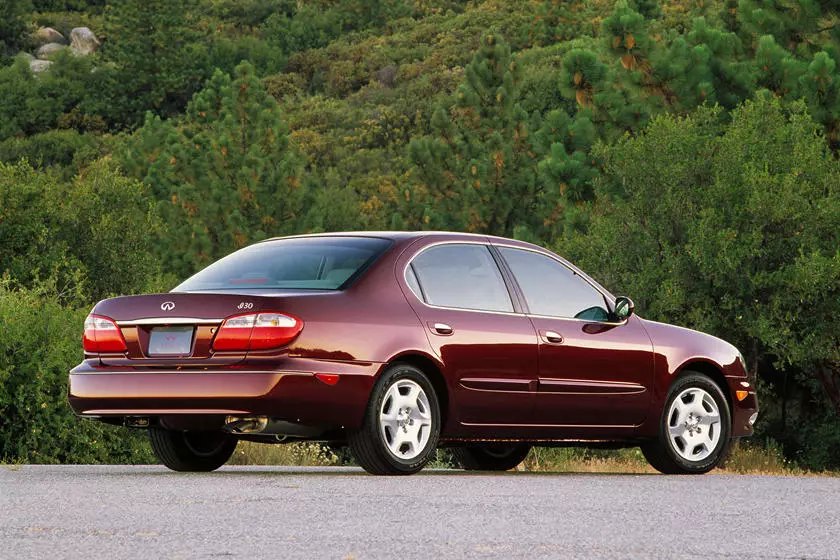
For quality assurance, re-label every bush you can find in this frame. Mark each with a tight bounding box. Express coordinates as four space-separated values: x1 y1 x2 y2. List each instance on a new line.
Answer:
0 159 161 303
0 280 154 464
0 129 100 173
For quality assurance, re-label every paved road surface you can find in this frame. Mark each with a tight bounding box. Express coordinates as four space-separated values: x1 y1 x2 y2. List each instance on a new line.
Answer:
1 465 839 559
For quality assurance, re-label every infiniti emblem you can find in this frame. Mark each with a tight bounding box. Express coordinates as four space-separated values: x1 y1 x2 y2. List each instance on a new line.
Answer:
161 301 175 311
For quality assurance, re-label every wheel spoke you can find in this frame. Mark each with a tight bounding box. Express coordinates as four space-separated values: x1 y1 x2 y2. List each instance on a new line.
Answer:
379 378 434 461
666 386 723 463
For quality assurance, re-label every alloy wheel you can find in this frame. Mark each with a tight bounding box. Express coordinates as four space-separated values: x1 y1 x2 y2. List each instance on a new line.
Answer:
379 379 432 460
666 387 722 462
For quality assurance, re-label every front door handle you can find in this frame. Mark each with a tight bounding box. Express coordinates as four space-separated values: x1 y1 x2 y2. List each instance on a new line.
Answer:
542 330 564 344
430 322 453 335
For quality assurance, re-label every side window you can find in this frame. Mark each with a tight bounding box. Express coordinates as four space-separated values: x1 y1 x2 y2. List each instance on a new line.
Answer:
410 244 513 313
499 247 609 320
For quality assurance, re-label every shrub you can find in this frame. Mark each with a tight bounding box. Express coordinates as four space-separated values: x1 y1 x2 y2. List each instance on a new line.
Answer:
0 280 154 464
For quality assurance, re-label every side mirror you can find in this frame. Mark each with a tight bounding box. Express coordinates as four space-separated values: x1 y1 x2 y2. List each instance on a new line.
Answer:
613 296 635 321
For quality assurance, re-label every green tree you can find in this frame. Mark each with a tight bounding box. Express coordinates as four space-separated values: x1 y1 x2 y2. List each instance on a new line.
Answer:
0 159 161 303
91 0 211 127
403 33 546 238
0 0 31 60
565 96 840 468
121 62 303 277
653 18 754 110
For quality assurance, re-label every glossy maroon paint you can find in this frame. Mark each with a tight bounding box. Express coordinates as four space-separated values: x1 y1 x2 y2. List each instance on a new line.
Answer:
68 232 757 443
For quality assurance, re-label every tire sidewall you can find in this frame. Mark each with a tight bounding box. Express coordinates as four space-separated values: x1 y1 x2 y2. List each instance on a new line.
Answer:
369 364 441 472
659 374 732 473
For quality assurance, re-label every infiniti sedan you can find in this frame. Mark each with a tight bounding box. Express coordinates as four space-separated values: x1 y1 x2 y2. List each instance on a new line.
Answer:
69 232 758 475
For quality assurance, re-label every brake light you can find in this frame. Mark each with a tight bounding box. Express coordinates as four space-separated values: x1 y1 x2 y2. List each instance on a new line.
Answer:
83 314 127 353
212 313 303 352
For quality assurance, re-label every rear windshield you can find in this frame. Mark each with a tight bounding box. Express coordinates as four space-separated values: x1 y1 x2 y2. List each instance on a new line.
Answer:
174 237 393 291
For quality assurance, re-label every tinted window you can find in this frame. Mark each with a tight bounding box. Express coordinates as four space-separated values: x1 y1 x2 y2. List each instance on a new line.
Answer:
175 237 392 291
410 244 513 312
499 247 609 320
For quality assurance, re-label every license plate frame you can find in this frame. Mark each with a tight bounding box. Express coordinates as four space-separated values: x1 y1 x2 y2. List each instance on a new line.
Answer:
148 326 194 356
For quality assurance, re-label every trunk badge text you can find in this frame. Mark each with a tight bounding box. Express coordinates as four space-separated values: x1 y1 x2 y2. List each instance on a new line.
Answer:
160 301 175 311
237 302 254 310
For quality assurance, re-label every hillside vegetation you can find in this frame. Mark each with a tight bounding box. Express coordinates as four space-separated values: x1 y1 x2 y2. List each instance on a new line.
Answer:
1 0 839 470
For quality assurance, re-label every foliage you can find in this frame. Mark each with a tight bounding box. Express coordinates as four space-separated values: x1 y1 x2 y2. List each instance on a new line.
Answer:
0 54 95 141
91 0 212 127
0 159 161 303
403 33 551 237
121 61 303 276
0 280 154 464
563 96 840 469
0 0 32 60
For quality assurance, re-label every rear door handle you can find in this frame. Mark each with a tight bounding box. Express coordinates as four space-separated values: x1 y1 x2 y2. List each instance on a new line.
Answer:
429 322 453 335
542 330 563 344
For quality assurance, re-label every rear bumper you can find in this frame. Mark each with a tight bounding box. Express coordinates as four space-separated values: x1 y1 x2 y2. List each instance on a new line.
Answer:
68 359 380 430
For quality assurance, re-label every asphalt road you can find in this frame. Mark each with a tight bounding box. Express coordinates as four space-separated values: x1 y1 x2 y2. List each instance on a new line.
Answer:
1 466 839 559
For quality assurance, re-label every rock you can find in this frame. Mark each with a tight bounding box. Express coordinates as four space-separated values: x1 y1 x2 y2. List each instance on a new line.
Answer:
32 27 68 47
70 27 100 56
18 52 35 62
36 43 68 60
29 59 53 73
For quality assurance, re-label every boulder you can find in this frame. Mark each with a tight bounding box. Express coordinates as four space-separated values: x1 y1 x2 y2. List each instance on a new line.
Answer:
70 27 100 56
32 27 68 47
29 59 53 73
36 43 68 60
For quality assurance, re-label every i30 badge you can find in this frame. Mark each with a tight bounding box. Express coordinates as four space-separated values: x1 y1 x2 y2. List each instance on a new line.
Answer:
160 301 175 311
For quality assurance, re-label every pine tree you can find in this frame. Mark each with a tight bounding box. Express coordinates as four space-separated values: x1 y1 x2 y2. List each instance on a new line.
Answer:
95 0 211 126
652 17 753 110
402 33 544 238
121 62 303 276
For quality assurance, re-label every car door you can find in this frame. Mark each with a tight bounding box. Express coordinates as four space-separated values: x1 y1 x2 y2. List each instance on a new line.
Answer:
401 242 539 427
496 246 654 427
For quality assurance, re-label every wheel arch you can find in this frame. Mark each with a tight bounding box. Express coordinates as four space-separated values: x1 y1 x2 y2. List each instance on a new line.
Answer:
385 351 450 432
673 359 733 415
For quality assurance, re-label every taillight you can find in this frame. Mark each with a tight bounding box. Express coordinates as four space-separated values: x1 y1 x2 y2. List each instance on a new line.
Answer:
212 313 303 352
83 314 127 353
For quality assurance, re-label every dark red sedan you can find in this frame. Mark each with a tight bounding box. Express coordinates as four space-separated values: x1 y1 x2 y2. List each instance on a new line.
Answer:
69 232 757 475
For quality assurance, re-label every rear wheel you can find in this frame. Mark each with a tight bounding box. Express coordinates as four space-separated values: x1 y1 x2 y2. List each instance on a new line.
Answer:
349 364 441 475
453 444 531 471
149 428 237 472
641 372 731 474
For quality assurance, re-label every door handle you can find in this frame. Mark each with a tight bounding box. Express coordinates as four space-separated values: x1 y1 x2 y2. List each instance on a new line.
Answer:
430 322 453 335
542 330 564 344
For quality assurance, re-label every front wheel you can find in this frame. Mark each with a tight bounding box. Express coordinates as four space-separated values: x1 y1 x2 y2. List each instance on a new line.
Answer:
453 444 531 471
641 372 731 474
348 364 441 475
149 428 237 472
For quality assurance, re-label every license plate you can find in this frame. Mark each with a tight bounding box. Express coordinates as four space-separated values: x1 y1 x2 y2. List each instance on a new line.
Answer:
148 327 194 356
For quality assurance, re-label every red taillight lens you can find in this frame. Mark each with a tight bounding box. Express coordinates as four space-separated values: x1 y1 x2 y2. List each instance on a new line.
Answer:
83 314 127 353
212 313 303 352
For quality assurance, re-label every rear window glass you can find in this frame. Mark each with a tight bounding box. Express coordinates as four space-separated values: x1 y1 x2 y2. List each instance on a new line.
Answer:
174 237 392 291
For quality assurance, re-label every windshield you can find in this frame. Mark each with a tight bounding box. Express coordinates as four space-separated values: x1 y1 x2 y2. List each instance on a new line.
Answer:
174 236 393 291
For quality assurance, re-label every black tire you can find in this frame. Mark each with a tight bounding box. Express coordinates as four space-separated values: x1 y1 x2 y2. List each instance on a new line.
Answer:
149 428 237 472
348 363 441 475
453 444 531 471
641 372 732 474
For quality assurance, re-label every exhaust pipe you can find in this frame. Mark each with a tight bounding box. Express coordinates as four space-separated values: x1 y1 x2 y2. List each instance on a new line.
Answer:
223 416 323 438
224 416 268 434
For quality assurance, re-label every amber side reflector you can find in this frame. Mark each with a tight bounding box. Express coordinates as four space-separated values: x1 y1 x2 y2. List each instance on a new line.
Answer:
316 373 340 386
736 390 749 401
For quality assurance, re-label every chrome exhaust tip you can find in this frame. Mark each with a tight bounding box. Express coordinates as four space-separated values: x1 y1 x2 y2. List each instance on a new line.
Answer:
224 416 269 434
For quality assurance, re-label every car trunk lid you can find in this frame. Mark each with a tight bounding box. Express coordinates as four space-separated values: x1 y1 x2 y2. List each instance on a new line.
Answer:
93 293 272 367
